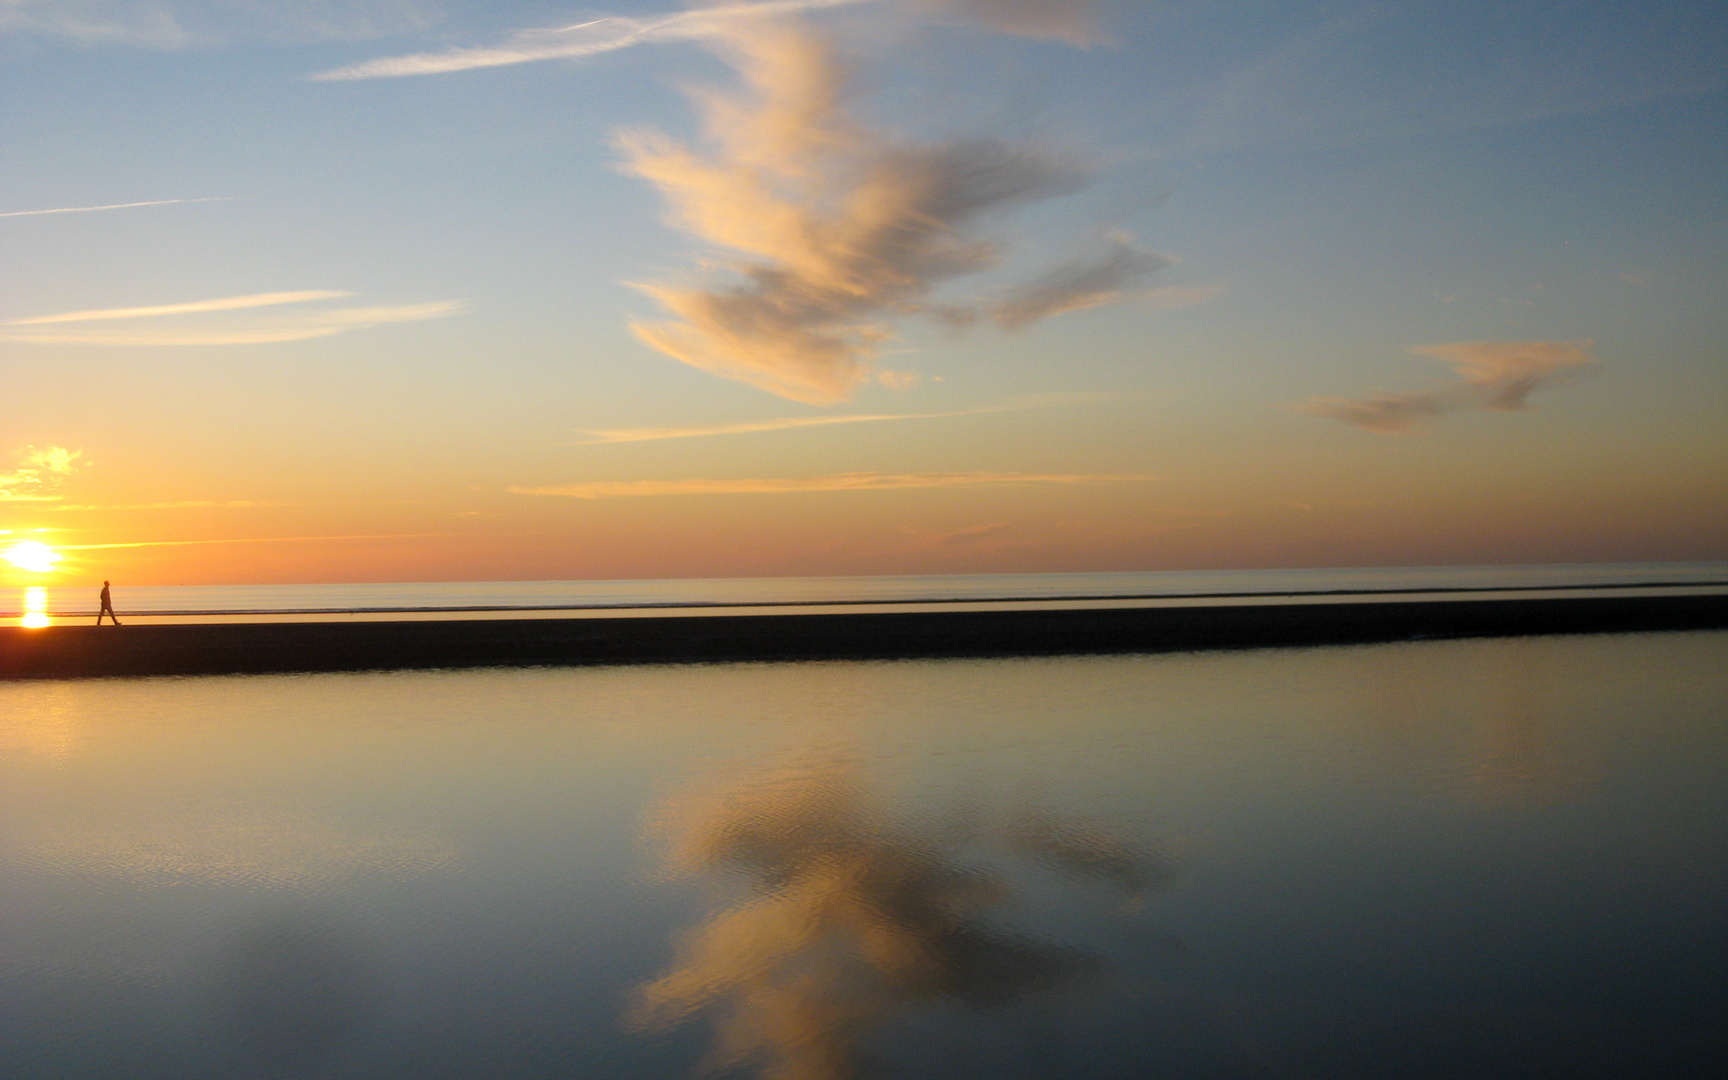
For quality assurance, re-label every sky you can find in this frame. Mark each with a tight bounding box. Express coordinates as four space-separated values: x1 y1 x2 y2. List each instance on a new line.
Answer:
2 0 1725 587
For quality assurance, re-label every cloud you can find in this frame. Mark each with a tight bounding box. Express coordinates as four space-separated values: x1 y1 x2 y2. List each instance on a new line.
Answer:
2 292 465 345
1185 2 1728 158
993 233 1172 329
1142 281 1225 310
621 16 1165 403
1410 341 1596 411
1297 391 1446 435
0 445 82 501
905 520 1013 546
301 3 1163 403
511 471 1153 498
57 532 443 551
575 410 977 444
568 391 1115 444
51 500 284 511
1 0 444 51
11 290 354 325
916 0 1104 45
1298 340 1597 433
0 196 231 219
308 0 873 80
306 0 1097 81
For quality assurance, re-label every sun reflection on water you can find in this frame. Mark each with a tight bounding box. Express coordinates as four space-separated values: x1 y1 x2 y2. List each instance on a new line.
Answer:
21 587 50 628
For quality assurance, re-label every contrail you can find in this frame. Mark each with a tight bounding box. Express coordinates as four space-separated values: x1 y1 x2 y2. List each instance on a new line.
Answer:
12 291 353 326
511 472 1155 498
567 393 1118 444
309 0 872 81
0 197 231 219
58 533 445 550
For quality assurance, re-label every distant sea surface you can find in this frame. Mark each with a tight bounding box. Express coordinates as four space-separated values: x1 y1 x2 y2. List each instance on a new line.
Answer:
12 560 1728 625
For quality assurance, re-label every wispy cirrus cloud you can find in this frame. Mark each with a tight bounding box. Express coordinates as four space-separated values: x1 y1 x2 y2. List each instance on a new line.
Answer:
57 532 443 551
511 471 1154 498
11 290 352 325
308 0 1101 81
0 196 231 219
902 520 1014 547
1188 2 1726 158
3 291 465 345
992 234 1172 329
1298 340 1597 433
51 500 286 511
310 0 869 80
1 1 444 51
920 0 1104 45
569 392 1117 444
0 446 82 502
573 411 972 445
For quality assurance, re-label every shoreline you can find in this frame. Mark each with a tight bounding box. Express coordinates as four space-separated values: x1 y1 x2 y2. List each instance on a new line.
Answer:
4 593 1725 679
10 577 1727 619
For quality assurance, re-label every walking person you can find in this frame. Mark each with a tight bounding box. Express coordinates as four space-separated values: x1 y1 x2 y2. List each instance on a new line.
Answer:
97 580 121 626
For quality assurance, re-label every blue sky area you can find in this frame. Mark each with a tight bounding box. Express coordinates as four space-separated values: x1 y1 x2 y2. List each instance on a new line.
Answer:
2 0 1724 584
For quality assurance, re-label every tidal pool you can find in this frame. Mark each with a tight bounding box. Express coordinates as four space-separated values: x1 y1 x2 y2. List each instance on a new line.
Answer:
2 631 1724 1078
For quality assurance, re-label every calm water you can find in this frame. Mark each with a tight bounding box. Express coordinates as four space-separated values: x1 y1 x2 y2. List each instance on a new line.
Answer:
2 632 1725 1078
10 561 1728 624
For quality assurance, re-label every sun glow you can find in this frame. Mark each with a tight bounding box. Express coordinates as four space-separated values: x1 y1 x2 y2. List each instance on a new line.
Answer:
21 587 50 628
3 540 62 574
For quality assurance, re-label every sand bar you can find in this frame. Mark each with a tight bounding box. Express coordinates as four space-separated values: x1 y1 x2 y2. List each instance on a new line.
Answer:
3 593 1724 679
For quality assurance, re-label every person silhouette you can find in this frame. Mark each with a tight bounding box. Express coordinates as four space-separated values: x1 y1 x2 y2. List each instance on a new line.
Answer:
97 580 121 626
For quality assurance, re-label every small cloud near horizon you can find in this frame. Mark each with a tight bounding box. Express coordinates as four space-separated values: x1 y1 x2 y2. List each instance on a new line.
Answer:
510 471 1156 498
1297 340 1596 433
57 532 446 551
50 500 286 512
568 392 1119 444
901 521 1015 547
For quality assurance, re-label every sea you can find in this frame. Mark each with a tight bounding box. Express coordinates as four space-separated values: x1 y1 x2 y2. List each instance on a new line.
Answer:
10 560 1728 624
2 563 1725 1078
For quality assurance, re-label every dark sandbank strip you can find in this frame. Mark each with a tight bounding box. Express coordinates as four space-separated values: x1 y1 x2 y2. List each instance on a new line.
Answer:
4 594 1725 679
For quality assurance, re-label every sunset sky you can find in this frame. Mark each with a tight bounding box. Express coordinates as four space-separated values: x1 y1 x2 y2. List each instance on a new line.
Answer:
3 0 1725 587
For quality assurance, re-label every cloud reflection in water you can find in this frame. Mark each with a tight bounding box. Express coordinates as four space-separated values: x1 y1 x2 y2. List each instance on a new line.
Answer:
634 751 1170 1079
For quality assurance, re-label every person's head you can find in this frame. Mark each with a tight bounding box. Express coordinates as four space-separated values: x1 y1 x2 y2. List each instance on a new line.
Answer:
103 580 109 587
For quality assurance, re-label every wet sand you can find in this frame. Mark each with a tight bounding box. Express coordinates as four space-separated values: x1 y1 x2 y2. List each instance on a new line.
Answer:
4 593 1725 679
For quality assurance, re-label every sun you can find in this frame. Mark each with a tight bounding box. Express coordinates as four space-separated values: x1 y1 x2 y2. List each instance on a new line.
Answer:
2 540 63 574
